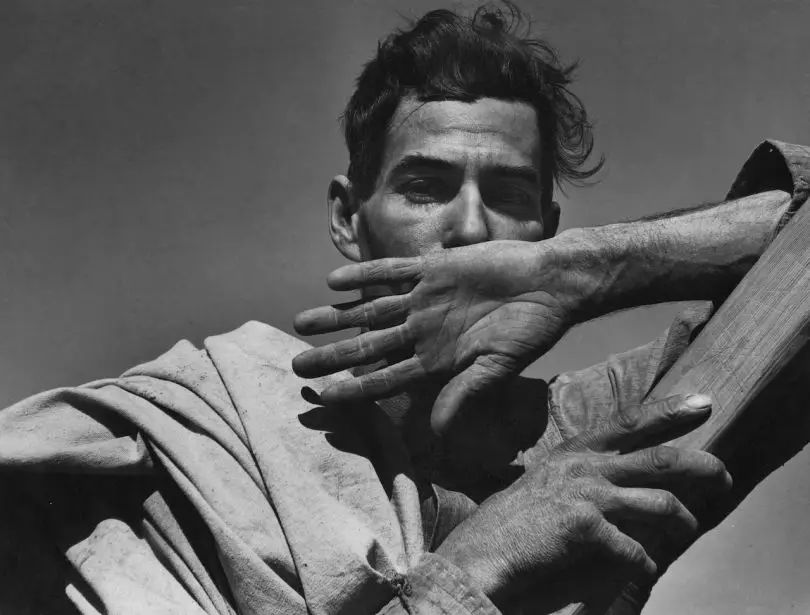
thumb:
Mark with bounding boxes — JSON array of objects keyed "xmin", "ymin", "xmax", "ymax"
[
  {"xmin": 573, "ymin": 393, "xmax": 712, "ymax": 454},
  {"xmin": 430, "ymin": 355, "xmax": 515, "ymax": 435}
]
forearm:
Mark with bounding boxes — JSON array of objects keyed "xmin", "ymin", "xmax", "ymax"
[{"xmin": 554, "ymin": 190, "xmax": 793, "ymax": 321}]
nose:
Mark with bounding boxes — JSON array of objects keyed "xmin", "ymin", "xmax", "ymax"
[{"xmin": 443, "ymin": 184, "xmax": 490, "ymax": 248}]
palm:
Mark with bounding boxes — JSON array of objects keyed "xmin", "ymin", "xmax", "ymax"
[
  {"xmin": 293, "ymin": 241, "xmax": 579, "ymax": 433},
  {"xmin": 410, "ymin": 280, "xmax": 562, "ymax": 372}
]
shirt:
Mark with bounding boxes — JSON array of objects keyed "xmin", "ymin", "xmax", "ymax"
[{"xmin": 0, "ymin": 140, "xmax": 808, "ymax": 615}]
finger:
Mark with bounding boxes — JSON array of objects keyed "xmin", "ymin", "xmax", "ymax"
[
  {"xmin": 326, "ymin": 258, "xmax": 423, "ymax": 291},
  {"xmin": 318, "ymin": 357, "xmax": 426, "ymax": 404},
  {"xmin": 430, "ymin": 354, "xmax": 517, "ymax": 436},
  {"xmin": 600, "ymin": 486, "xmax": 699, "ymax": 541},
  {"xmin": 294, "ymin": 295, "xmax": 410, "ymax": 335},
  {"xmin": 291, "ymin": 325, "xmax": 414, "ymax": 378},
  {"xmin": 586, "ymin": 518, "xmax": 657, "ymax": 578},
  {"xmin": 596, "ymin": 446, "xmax": 732, "ymax": 491},
  {"xmin": 577, "ymin": 393, "xmax": 713, "ymax": 454}
]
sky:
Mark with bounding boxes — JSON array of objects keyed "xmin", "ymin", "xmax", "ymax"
[{"xmin": 0, "ymin": 0, "xmax": 808, "ymax": 612}]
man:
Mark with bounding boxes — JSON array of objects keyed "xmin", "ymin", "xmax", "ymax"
[{"xmin": 0, "ymin": 4, "xmax": 808, "ymax": 615}]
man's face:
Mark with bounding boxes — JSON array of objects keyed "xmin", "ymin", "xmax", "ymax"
[{"xmin": 341, "ymin": 97, "xmax": 557, "ymax": 260}]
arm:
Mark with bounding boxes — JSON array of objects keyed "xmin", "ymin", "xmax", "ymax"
[
  {"xmin": 562, "ymin": 190, "xmax": 792, "ymax": 320},
  {"xmin": 376, "ymin": 395, "xmax": 728, "ymax": 614},
  {"xmin": 293, "ymin": 140, "xmax": 810, "ymax": 432},
  {"xmin": 579, "ymin": 137, "xmax": 810, "ymax": 315},
  {"xmin": 555, "ymin": 191, "xmax": 791, "ymax": 322},
  {"xmin": 292, "ymin": 191, "xmax": 796, "ymax": 433}
]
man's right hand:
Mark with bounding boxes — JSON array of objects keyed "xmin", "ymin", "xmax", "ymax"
[{"xmin": 435, "ymin": 393, "xmax": 732, "ymax": 612}]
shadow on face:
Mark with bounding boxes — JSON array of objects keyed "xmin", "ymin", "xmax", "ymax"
[{"xmin": 328, "ymin": 97, "xmax": 560, "ymax": 277}]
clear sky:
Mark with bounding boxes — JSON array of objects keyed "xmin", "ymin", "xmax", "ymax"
[{"xmin": 1, "ymin": 0, "xmax": 808, "ymax": 612}]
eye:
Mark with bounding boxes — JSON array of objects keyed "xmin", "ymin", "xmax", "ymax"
[
  {"xmin": 398, "ymin": 177, "xmax": 456, "ymax": 205},
  {"xmin": 483, "ymin": 182, "xmax": 539, "ymax": 216}
]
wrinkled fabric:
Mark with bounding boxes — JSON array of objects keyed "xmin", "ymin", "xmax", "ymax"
[
  {"xmin": 537, "ymin": 139, "xmax": 810, "ymax": 615},
  {"xmin": 545, "ymin": 139, "xmax": 810, "ymax": 456},
  {"xmin": 378, "ymin": 554, "xmax": 501, "ymax": 615},
  {"xmin": 0, "ymin": 140, "xmax": 809, "ymax": 615},
  {"xmin": 1, "ymin": 324, "xmax": 432, "ymax": 614}
]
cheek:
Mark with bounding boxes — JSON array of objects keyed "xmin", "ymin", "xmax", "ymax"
[{"xmin": 360, "ymin": 203, "xmax": 446, "ymax": 258}]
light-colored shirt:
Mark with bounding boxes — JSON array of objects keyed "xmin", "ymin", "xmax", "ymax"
[{"xmin": 0, "ymin": 140, "xmax": 808, "ymax": 615}]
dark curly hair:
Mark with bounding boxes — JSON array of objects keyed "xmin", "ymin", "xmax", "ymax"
[{"xmin": 341, "ymin": 2, "xmax": 603, "ymax": 203}]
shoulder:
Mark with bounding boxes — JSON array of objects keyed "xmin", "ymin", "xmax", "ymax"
[
  {"xmin": 124, "ymin": 321, "xmax": 314, "ymax": 378},
  {"xmin": 121, "ymin": 320, "xmax": 331, "ymax": 405}
]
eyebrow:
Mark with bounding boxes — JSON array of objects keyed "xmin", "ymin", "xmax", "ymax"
[
  {"xmin": 388, "ymin": 154, "xmax": 540, "ymax": 186},
  {"xmin": 388, "ymin": 154, "xmax": 456, "ymax": 177}
]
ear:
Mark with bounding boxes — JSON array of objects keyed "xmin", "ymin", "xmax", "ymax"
[
  {"xmin": 328, "ymin": 175, "xmax": 363, "ymax": 262},
  {"xmin": 543, "ymin": 200, "xmax": 561, "ymax": 238}
]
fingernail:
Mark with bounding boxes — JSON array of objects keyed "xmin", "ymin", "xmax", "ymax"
[{"xmin": 685, "ymin": 394, "xmax": 711, "ymax": 409}]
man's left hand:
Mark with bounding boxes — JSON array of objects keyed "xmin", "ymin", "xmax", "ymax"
[{"xmin": 292, "ymin": 239, "xmax": 589, "ymax": 433}]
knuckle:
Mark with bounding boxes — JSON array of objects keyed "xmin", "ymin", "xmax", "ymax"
[
  {"xmin": 613, "ymin": 403, "xmax": 643, "ymax": 433},
  {"xmin": 361, "ymin": 302, "xmax": 378, "ymax": 322},
  {"xmin": 652, "ymin": 490, "xmax": 679, "ymax": 515},
  {"xmin": 569, "ymin": 502, "xmax": 602, "ymax": 535},
  {"xmin": 650, "ymin": 446, "xmax": 679, "ymax": 471},
  {"xmin": 368, "ymin": 370, "xmax": 390, "ymax": 390},
  {"xmin": 659, "ymin": 401, "xmax": 686, "ymax": 423},
  {"xmin": 577, "ymin": 431, "xmax": 606, "ymax": 452},
  {"xmin": 558, "ymin": 429, "xmax": 599, "ymax": 455},
  {"xmin": 394, "ymin": 324, "xmax": 411, "ymax": 347},
  {"xmin": 351, "ymin": 336, "xmax": 370, "ymax": 359},
  {"xmin": 367, "ymin": 262, "xmax": 386, "ymax": 281},
  {"xmin": 390, "ymin": 259, "xmax": 409, "ymax": 275},
  {"xmin": 345, "ymin": 308, "xmax": 367, "ymax": 328},
  {"xmin": 623, "ymin": 541, "xmax": 647, "ymax": 567},
  {"xmin": 560, "ymin": 453, "xmax": 592, "ymax": 479},
  {"xmin": 641, "ymin": 397, "xmax": 685, "ymax": 426},
  {"xmin": 554, "ymin": 437, "xmax": 581, "ymax": 456},
  {"xmin": 567, "ymin": 476, "xmax": 599, "ymax": 502}
]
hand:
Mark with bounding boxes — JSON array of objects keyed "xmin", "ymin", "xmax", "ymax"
[
  {"xmin": 293, "ymin": 240, "xmax": 588, "ymax": 434},
  {"xmin": 435, "ymin": 393, "xmax": 732, "ymax": 611}
]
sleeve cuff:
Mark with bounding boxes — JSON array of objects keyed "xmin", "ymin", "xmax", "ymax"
[
  {"xmin": 379, "ymin": 553, "xmax": 501, "ymax": 615},
  {"xmin": 725, "ymin": 140, "xmax": 810, "ymax": 241},
  {"xmin": 773, "ymin": 175, "xmax": 809, "ymax": 238}
]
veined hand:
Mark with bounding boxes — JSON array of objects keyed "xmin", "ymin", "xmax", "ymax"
[{"xmin": 292, "ymin": 239, "xmax": 590, "ymax": 434}]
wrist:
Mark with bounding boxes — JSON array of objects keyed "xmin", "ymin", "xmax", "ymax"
[
  {"xmin": 435, "ymin": 529, "xmax": 506, "ymax": 601},
  {"xmin": 435, "ymin": 541, "xmax": 499, "ymax": 598},
  {"xmin": 540, "ymin": 227, "xmax": 621, "ymax": 323},
  {"xmin": 547, "ymin": 189, "xmax": 793, "ymax": 319}
]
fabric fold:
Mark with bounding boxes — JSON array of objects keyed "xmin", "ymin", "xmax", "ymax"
[{"xmin": 0, "ymin": 322, "xmax": 425, "ymax": 614}]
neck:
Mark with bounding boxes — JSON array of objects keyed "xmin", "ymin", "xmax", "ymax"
[
  {"xmin": 350, "ymin": 360, "xmax": 449, "ymax": 476},
  {"xmin": 352, "ymin": 361, "xmax": 436, "ymax": 445},
  {"xmin": 350, "ymin": 329, "xmax": 547, "ymax": 496},
  {"xmin": 357, "ymin": 362, "xmax": 548, "ymax": 500}
]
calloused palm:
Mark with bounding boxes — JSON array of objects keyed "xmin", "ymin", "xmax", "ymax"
[{"xmin": 292, "ymin": 240, "xmax": 584, "ymax": 434}]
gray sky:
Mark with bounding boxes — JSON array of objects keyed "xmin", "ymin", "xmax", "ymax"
[{"xmin": 1, "ymin": 0, "xmax": 809, "ymax": 612}]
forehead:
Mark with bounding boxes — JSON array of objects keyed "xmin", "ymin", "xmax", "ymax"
[{"xmin": 381, "ymin": 97, "xmax": 541, "ymax": 174}]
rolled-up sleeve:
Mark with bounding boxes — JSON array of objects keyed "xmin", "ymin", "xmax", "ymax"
[
  {"xmin": 543, "ymin": 139, "xmax": 810, "ymax": 452},
  {"xmin": 532, "ymin": 139, "xmax": 810, "ymax": 615}
]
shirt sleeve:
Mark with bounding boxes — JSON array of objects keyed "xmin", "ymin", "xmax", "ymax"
[
  {"xmin": 540, "ymin": 141, "xmax": 810, "ymax": 615},
  {"xmin": 541, "ymin": 301, "xmax": 716, "ymax": 450},
  {"xmin": 377, "ymin": 553, "xmax": 501, "ymax": 615},
  {"xmin": 540, "ymin": 139, "xmax": 810, "ymax": 454}
]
